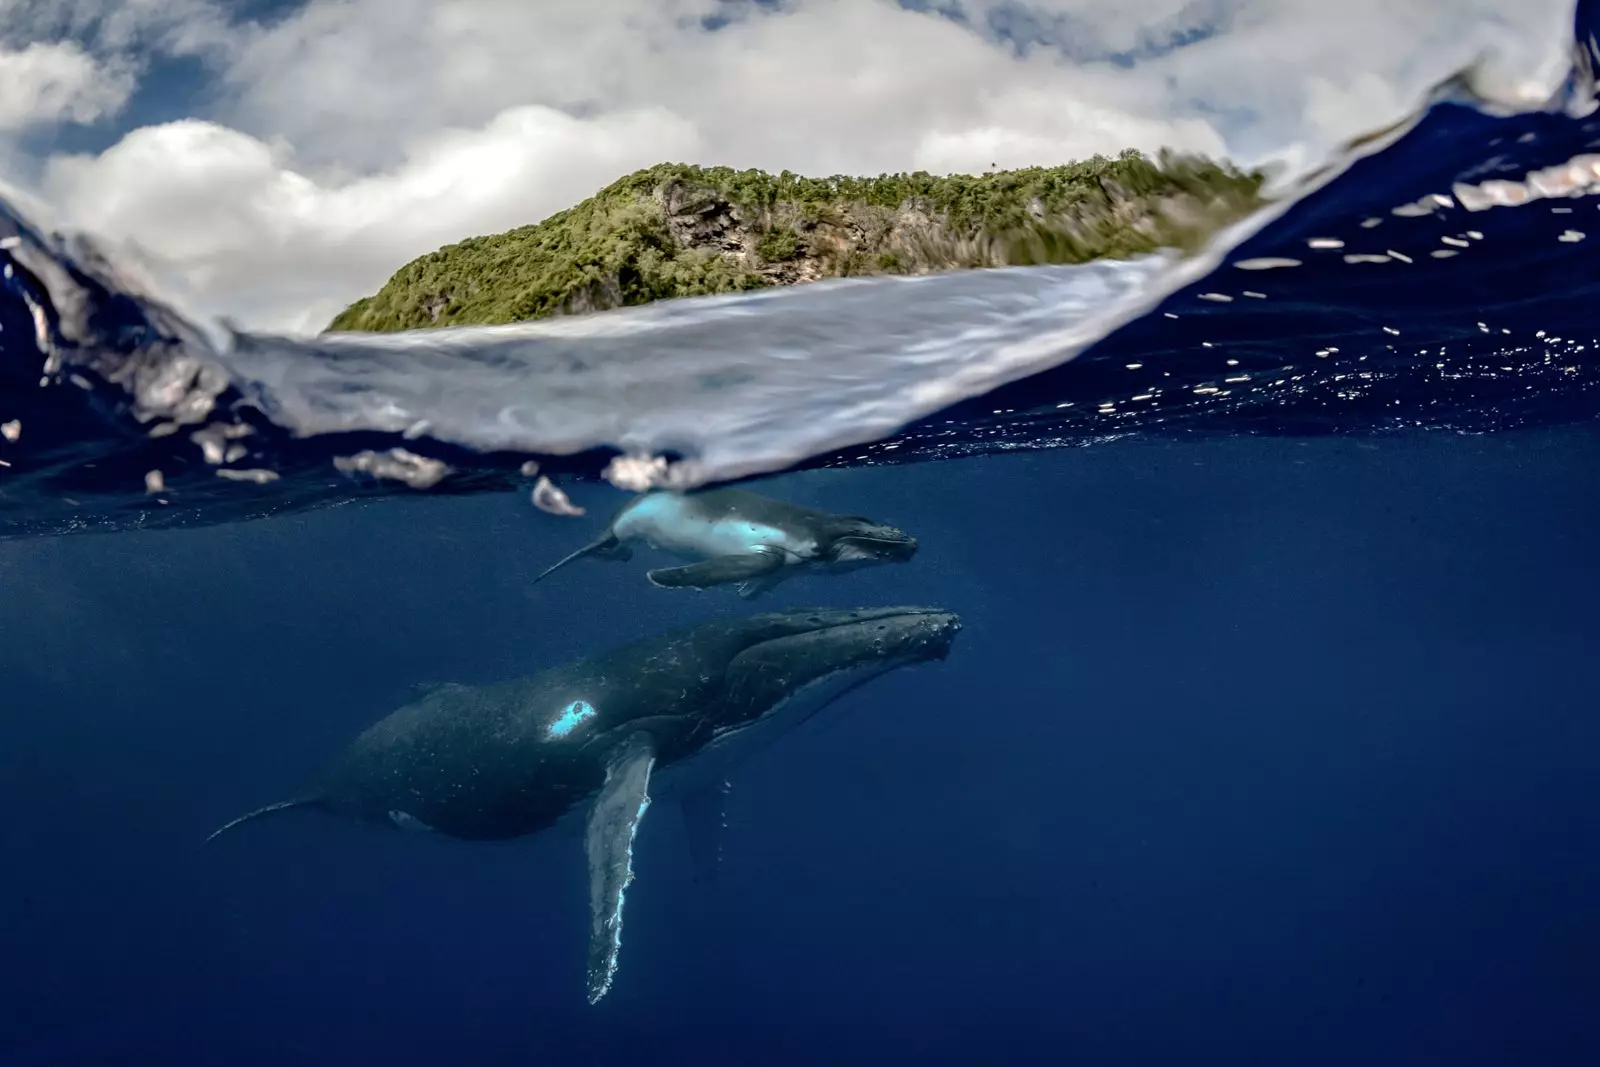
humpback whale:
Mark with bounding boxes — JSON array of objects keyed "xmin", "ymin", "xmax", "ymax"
[
  {"xmin": 207, "ymin": 606, "xmax": 961, "ymax": 1004},
  {"xmin": 530, "ymin": 487, "xmax": 919, "ymax": 598}
]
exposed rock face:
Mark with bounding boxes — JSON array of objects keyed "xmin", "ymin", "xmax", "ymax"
[
  {"xmin": 327, "ymin": 153, "xmax": 1267, "ymax": 333},
  {"xmin": 652, "ymin": 171, "xmax": 1240, "ymax": 284}
]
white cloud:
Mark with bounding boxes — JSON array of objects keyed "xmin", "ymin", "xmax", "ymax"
[
  {"xmin": 0, "ymin": 0, "xmax": 239, "ymax": 60},
  {"xmin": 1105, "ymin": 0, "xmax": 1573, "ymax": 158},
  {"xmin": 42, "ymin": 108, "xmax": 704, "ymax": 334},
  {"xmin": 10, "ymin": 0, "xmax": 1582, "ymax": 333},
  {"xmin": 0, "ymin": 40, "xmax": 133, "ymax": 130}
]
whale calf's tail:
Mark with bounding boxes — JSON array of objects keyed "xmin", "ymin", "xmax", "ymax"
[
  {"xmin": 205, "ymin": 797, "xmax": 320, "ymax": 844},
  {"xmin": 530, "ymin": 532, "xmax": 631, "ymax": 586}
]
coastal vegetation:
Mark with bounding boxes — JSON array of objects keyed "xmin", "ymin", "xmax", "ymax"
[{"xmin": 327, "ymin": 148, "xmax": 1268, "ymax": 333}]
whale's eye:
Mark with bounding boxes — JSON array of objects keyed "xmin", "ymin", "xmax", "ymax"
[{"xmin": 546, "ymin": 699, "xmax": 597, "ymax": 739}]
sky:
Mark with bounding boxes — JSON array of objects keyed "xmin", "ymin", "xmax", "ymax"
[{"xmin": 0, "ymin": 0, "xmax": 1578, "ymax": 334}]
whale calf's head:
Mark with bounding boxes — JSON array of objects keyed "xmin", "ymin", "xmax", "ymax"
[{"xmin": 822, "ymin": 517, "xmax": 919, "ymax": 566}]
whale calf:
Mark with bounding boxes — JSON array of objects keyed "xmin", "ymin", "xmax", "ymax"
[
  {"xmin": 207, "ymin": 605, "xmax": 961, "ymax": 1004},
  {"xmin": 530, "ymin": 487, "xmax": 919, "ymax": 598}
]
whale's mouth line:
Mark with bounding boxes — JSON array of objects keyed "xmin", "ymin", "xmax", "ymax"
[
  {"xmin": 779, "ymin": 607, "xmax": 959, "ymax": 648},
  {"xmin": 767, "ymin": 608, "xmax": 963, "ymax": 667},
  {"xmin": 801, "ymin": 605, "xmax": 949, "ymax": 621},
  {"xmin": 703, "ymin": 607, "xmax": 961, "ymax": 742}
]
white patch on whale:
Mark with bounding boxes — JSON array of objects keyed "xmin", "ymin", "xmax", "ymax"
[
  {"xmin": 547, "ymin": 699, "xmax": 598, "ymax": 740},
  {"xmin": 612, "ymin": 492, "xmax": 815, "ymax": 564}
]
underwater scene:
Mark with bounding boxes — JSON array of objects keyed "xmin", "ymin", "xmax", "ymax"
[{"xmin": 1, "ymin": 0, "xmax": 1599, "ymax": 1064}]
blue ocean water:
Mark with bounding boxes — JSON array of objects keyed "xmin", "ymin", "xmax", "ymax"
[{"xmin": 3, "ymin": 5, "xmax": 1600, "ymax": 1065}]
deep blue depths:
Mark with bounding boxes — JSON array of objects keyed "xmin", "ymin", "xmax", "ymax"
[{"xmin": 1, "ymin": 430, "xmax": 1597, "ymax": 1065}]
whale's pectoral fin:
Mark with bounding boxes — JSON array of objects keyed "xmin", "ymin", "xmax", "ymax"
[
  {"xmin": 829, "ymin": 541, "xmax": 879, "ymax": 563},
  {"xmin": 735, "ymin": 570, "xmax": 788, "ymax": 599},
  {"xmin": 646, "ymin": 548, "xmax": 785, "ymax": 590},
  {"xmin": 584, "ymin": 731, "xmax": 657, "ymax": 1005},
  {"xmin": 680, "ymin": 780, "xmax": 731, "ymax": 884}
]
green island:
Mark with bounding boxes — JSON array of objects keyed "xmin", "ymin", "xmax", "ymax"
[{"xmin": 327, "ymin": 148, "xmax": 1268, "ymax": 333}]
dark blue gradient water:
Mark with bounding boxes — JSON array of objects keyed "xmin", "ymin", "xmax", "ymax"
[
  {"xmin": 3, "ymin": 435, "xmax": 1597, "ymax": 1064},
  {"xmin": 3, "ymin": 5, "xmax": 1600, "ymax": 1065}
]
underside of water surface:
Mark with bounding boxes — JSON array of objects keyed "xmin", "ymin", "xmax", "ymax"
[{"xmin": 1, "ymin": 2, "xmax": 1600, "ymax": 537}]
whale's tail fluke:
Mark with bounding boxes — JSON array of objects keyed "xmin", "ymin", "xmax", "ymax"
[
  {"xmin": 205, "ymin": 797, "xmax": 320, "ymax": 844},
  {"xmin": 530, "ymin": 533, "xmax": 631, "ymax": 587}
]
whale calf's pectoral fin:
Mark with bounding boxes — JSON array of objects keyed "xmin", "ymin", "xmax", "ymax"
[
  {"xmin": 735, "ymin": 570, "xmax": 788, "ymax": 600},
  {"xmin": 646, "ymin": 549, "xmax": 784, "ymax": 590},
  {"xmin": 830, "ymin": 541, "xmax": 878, "ymax": 563},
  {"xmin": 680, "ymin": 780, "xmax": 731, "ymax": 884},
  {"xmin": 584, "ymin": 731, "xmax": 657, "ymax": 1005}
]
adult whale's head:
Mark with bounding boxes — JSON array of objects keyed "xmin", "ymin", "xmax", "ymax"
[
  {"xmin": 680, "ymin": 604, "xmax": 954, "ymax": 748},
  {"xmin": 206, "ymin": 605, "xmax": 961, "ymax": 1004}
]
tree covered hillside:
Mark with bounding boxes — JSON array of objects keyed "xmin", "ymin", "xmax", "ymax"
[{"xmin": 328, "ymin": 148, "xmax": 1268, "ymax": 333}]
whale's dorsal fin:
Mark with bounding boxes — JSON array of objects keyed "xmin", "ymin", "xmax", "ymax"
[{"xmin": 584, "ymin": 731, "xmax": 657, "ymax": 1005}]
